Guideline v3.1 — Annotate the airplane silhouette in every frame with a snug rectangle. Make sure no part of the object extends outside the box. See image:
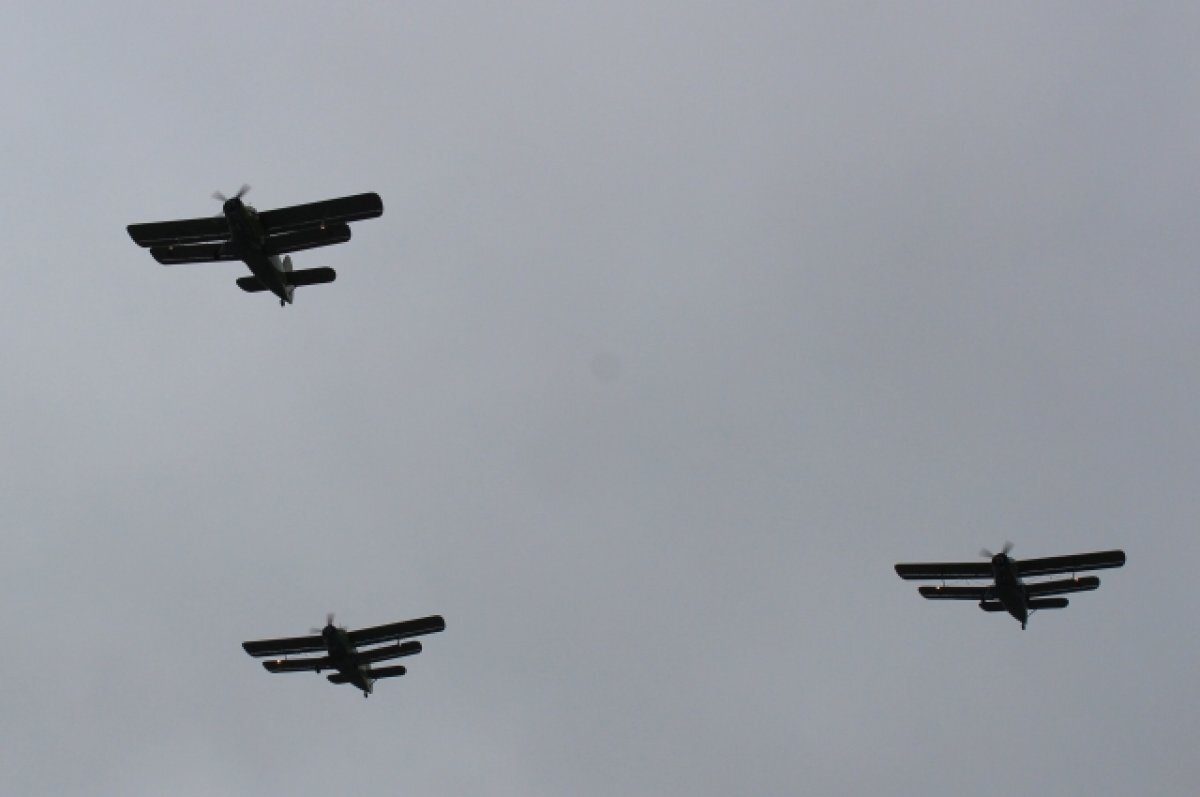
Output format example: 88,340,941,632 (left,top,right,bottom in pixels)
895,545,1125,629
